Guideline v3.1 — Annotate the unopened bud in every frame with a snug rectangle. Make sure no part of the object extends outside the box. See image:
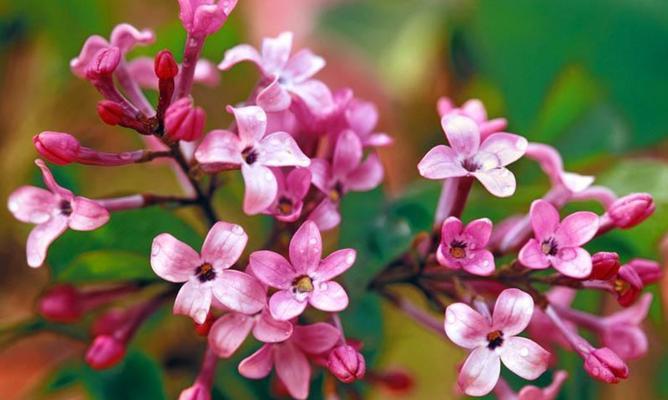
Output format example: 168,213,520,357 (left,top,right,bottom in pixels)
584,347,629,383
164,98,205,142
589,252,620,281
373,370,414,393
615,265,643,307
194,313,215,336
85,335,126,370
155,50,179,79
97,100,126,126
327,345,366,383
86,47,121,78
608,193,655,229
628,258,661,285
33,132,81,166
38,284,83,323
